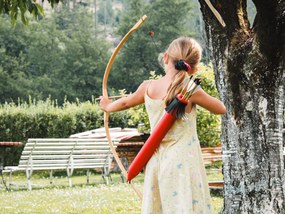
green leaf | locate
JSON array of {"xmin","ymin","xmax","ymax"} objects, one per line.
[
  {"xmin": 34, "ymin": 2, "xmax": 45, "ymax": 17},
  {"xmin": 10, "ymin": 10, "xmax": 18, "ymax": 26},
  {"xmin": 21, "ymin": 12, "xmax": 29, "ymax": 25}
]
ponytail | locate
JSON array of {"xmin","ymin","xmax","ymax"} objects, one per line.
[
  {"xmin": 163, "ymin": 37, "xmax": 202, "ymax": 107},
  {"xmin": 165, "ymin": 71, "xmax": 188, "ymax": 106}
]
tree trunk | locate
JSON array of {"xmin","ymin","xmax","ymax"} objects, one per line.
[{"xmin": 197, "ymin": 0, "xmax": 285, "ymax": 213}]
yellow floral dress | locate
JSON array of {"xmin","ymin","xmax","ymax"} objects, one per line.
[{"xmin": 141, "ymin": 86, "xmax": 213, "ymax": 214}]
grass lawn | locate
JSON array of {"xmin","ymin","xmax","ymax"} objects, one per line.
[{"xmin": 0, "ymin": 167, "xmax": 223, "ymax": 214}]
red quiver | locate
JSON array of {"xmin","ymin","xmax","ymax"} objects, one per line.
[
  {"xmin": 127, "ymin": 112, "xmax": 176, "ymax": 182},
  {"xmin": 127, "ymin": 94, "xmax": 189, "ymax": 182}
]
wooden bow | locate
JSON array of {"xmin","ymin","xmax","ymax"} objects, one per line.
[{"xmin": 102, "ymin": 15, "xmax": 147, "ymax": 200}]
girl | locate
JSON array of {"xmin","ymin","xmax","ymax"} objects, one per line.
[{"xmin": 100, "ymin": 37, "xmax": 226, "ymax": 214}]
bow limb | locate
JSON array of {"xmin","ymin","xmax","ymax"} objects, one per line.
[
  {"xmin": 102, "ymin": 15, "xmax": 147, "ymax": 200},
  {"xmin": 102, "ymin": 15, "xmax": 147, "ymax": 97}
]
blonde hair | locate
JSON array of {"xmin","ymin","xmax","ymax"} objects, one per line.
[{"xmin": 165, "ymin": 37, "xmax": 202, "ymax": 106}]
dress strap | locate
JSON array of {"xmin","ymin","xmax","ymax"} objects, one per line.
[{"xmin": 145, "ymin": 80, "xmax": 152, "ymax": 96}]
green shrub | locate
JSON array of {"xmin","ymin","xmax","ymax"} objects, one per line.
[
  {"xmin": 196, "ymin": 64, "xmax": 222, "ymax": 147},
  {"xmin": 197, "ymin": 106, "xmax": 221, "ymax": 147}
]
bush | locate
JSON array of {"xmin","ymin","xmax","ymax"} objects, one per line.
[
  {"xmin": 197, "ymin": 106, "xmax": 221, "ymax": 147},
  {"xmin": 196, "ymin": 64, "xmax": 222, "ymax": 147}
]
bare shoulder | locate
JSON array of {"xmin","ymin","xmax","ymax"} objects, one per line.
[
  {"xmin": 137, "ymin": 80, "xmax": 151, "ymax": 92},
  {"xmin": 129, "ymin": 80, "xmax": 151, "ymax": 98},
  {"xmin": 141, "ymin": 80, "xmax": 152, "ymax": 87}
]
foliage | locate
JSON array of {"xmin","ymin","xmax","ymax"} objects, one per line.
[
  {"xmin": 0, "ymin": 0, "xmax": 259, "ymax": 104},
  {"xmin": 0, "ymin": 17, "xmax": 33, "ymax": 102},
  {"xmin": 109, "ymin": 0, "xmax": 196, "ymax": 93},
  {"xmin": 0, "ymin": 97, "xmax": 141, "ymax": 142},
  {"xmin": 97, "ymin": 0, "xmax": 118, "ymax": 26},
  {"xmin": 0, "ymin": 0, "xmax": 60, "ymax": 25},
  {"xmin": 196, "ymin": 64, "xmax": 220, "ymax": 97},
  {"xmin": 196, "ymin": 107, "xmax": 221, "ymax": 147},
  {"xmin": 0, "ymin": 0, "xmax": 223, "ymax": 106},
  {"xmin": 196, "ymin": 64, "xmax": 222, "ymax": 147},
  {"xmin": 127, "ymin": 104, "xmax": 150, "ymax": 133},
  {"xmin": 0, "ymin": 7, "xmax": 110, "ymax": 104}
]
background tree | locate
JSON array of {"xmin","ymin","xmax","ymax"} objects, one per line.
[
  {"xmin": 197, "ymin": 0, "xmax": 285, "ymax": 213},
  {"xmin": 109, "ymin": 0, "xmax": 196, "ymax": 93},
  {"xmin": 46, "ymin": 7, "xmax": 110, "ymax": 103},
  {"xmin": 0, "ymin": 6, "xmax": 110, "ymax": 104},
  {"xmin": 0, "ymin": 18, "xmax": 33, "ymax": 102},
  {"xmin": 97, "ymin": 0, "xmax": 115, "ymax": 27}
]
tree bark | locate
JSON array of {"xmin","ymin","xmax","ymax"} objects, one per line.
[{"xmin": 197, "ymin": 0, "xmax": 285, "ymax": 213}]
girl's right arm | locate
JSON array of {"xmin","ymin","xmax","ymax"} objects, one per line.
[
  {"xmin": 189, "ymin": 89, "xmax": 227, "ymax": 114},
  {"xmin": 99, "ymin": 80, "xmax": 149, "ymax": 113}
]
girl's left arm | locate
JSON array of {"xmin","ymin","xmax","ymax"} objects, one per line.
[
  {"xmin": 189, "ymin": 89, "xmax": 227, "ymax": 114},
  {"xmin": 99, "ymin": 80, "xmax": 149, "ymax": 112}
]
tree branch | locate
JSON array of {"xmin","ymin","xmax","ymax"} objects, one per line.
[
  {"xmin": 0, "ymin": 0, "xmax": 62, "ymax": 25},
  {"xmin": 251, "ymin": 0, "xmax": 284, "ymax": 60},
  {"xmin": 199, "ymin": 0, "xmax": 252, "ymax": 47}
]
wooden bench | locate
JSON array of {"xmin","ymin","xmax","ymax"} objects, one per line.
[
  {"xmin": 0, "ymin": 142, "xmax": 23, "ymax": 190},
  {"xmin": 3, "ymin": 138, "xmax": 119, "ymax": 190},
  {"xmin": 201, "ymin": 146, "xmax": 222, "ymax": 165},
  {"xmin": 201, "ymin": 146, "xmax": 223, "ymax": 189}
]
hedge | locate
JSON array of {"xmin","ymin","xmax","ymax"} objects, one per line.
[{"xmin": 0, "ymin": 98, "xmax": 133, "ymax": 165}]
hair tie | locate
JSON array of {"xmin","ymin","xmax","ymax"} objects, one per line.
[{"xmin": 175, "ymin": 60, "xmax": 191, "ymax": 72}]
